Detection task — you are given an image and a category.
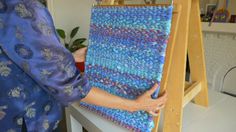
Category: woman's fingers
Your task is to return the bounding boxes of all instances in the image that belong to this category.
[146,92,167,111]
[156,104,165,110]
[135,84,168,112]
[156,91,168,103]
[148,103,166,116]
[149,111,159,116]
[146,83,159,95]
[149,91,167,104]
[147,102,166,111]
[159,91,168,99]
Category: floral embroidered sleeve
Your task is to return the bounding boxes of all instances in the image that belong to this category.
[0,1,92,105]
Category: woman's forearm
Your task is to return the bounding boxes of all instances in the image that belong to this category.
[81,84,168,115]
[81,87,137,112]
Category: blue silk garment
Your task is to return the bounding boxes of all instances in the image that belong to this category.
[0,0,92,131]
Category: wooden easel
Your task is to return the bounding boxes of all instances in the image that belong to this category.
[100,0,209,132]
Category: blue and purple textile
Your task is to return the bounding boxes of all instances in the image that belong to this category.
[81,5,173,132]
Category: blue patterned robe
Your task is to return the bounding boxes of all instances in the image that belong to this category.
[0,0,92,131]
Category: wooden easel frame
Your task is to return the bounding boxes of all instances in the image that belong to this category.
[99,0,209,132]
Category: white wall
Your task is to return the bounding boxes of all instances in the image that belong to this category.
[48,0,172,44]
[48,0,168,45]
[203,31,236,92]
[48,0,96,45]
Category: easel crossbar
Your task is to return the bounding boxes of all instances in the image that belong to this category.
[183,81,202,107]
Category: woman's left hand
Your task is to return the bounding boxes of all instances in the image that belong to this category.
[73,47,87,62]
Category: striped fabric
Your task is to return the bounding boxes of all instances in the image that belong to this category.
[80,5,173,132]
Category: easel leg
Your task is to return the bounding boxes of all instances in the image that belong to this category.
[152,116,161,132]
[163,0,192,131]
[188,0,209,107]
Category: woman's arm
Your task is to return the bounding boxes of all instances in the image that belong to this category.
[81,84,167,114]
[74,48,168,115]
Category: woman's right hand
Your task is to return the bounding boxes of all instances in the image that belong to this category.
[134,84,168,116]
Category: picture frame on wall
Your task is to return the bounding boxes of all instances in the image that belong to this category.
[206,4,217,16]
[201,4,217,22]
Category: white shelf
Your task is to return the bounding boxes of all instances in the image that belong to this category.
[202,22,236,34]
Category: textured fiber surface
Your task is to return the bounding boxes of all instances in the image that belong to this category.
[80,5,173,132]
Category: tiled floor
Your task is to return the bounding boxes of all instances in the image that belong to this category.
[68,89,236,132]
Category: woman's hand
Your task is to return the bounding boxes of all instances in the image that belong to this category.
[73,47,87,62]
[134,84,168,116]
[81,84,167,117]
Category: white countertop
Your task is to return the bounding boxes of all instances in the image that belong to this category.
[202,22,236,34]
[68,89,236,132]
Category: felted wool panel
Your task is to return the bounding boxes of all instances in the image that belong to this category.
[80,5,173,132]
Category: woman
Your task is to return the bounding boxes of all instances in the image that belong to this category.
[0,0,167,131]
